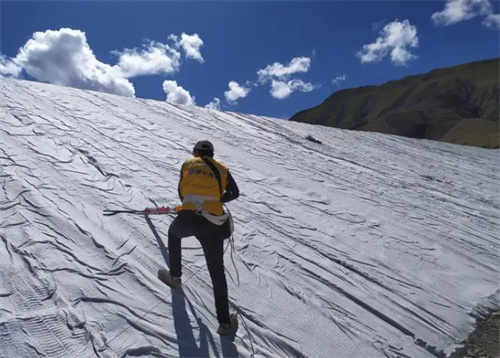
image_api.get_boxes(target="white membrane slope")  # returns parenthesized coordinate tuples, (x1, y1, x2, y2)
(0, 77, 499, 358)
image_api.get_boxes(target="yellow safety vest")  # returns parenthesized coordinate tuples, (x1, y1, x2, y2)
(179, 157, 228, 216)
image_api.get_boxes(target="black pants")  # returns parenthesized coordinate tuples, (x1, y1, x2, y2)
(168, 211, 230, 324)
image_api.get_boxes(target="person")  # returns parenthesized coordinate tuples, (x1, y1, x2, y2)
(159, 140, 239, 336)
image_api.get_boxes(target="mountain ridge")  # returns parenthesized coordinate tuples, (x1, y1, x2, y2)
(290, 58, 499, 148)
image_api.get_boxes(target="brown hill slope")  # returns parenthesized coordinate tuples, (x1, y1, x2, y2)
(290, 58, 499, 148)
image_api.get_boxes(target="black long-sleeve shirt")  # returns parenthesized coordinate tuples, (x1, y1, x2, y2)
(222, 171, 239, 203)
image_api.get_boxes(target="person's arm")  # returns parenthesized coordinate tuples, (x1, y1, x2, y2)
(222, 171, 239, 203)
(178, 163, 185, 201)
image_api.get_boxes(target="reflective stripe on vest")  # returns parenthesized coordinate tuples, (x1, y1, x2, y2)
(183, 194, 219, 212)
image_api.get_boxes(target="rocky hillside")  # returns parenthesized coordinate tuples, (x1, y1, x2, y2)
(290, 58, 499, 148)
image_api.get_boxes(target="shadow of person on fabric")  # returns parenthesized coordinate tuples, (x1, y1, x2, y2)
(172, 289, 213, 357)
(146, 215, 239, 357)
(219, 320, 239, 358)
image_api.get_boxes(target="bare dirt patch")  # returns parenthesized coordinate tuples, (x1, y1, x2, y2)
(463, 311, 500, 358)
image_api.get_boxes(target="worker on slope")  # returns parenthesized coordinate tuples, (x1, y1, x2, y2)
(159, 140, 239, 336)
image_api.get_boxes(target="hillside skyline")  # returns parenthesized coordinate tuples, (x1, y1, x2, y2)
(1, 0, 499, 118)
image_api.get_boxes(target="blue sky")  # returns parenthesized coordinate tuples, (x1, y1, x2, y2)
(1, 1, 499, 119)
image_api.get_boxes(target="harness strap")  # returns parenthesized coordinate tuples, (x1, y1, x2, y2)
(201, 211, 230, 226)
(200, 157, 223, 200)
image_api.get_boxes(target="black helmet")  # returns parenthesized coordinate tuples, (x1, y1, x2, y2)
(193, 140, 214, 152)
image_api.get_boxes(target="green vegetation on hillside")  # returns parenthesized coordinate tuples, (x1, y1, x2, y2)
(290, 58, 499, 148)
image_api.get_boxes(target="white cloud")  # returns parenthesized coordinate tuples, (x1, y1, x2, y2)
(257, 56, 311, 82)
(332, 75, 347, 86)
(116, 32, 204, 77)
(115, 41, 181, 78)
(14, 28, 135, 97)
(270, 79, 315, 100)
(356, 20, 419, 66)
(177, 33, 204, 63)
(0, 28, 206, 98)
(0, 55, 22, 77)
(431, 0, 492, 26)
(162, 80, 195, 106)
(390, 46, 417, 65)
(255, 56, 318, 99)
(224, 81, 250, 104)
(168, 34, 179, 44)
(205, 97, 221, 110)
(483, 12, 500, 29)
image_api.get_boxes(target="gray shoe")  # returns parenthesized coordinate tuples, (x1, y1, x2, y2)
(158, 269, 182, 289)
(217, 313, 237, 336)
